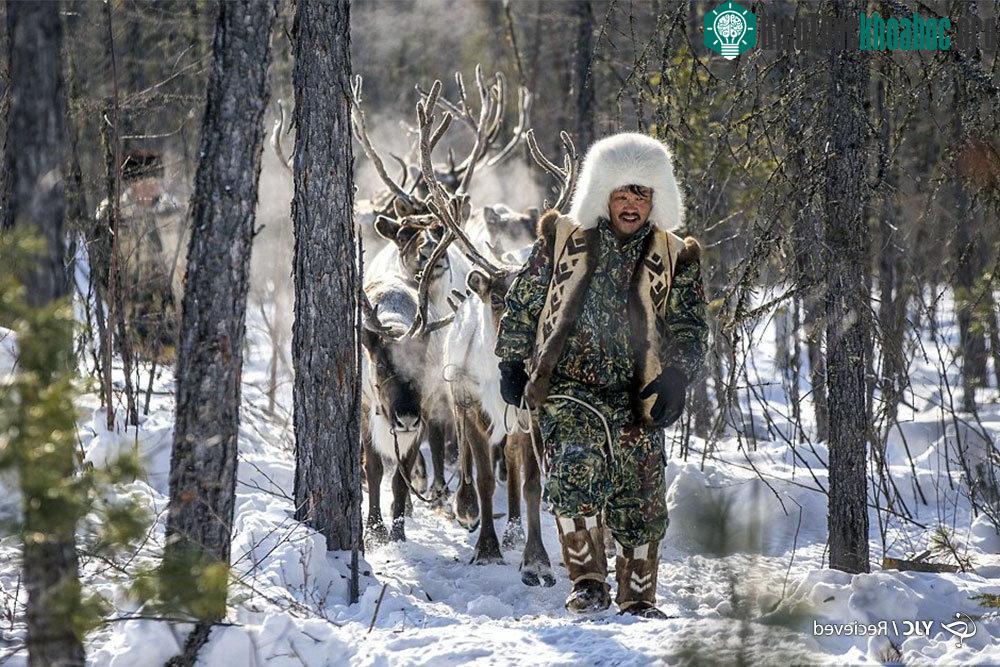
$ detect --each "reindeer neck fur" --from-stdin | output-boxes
[444,291,506,446]
[367,406,421,461]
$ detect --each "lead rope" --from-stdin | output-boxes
[391,427,439,505]
[504,393,616,481]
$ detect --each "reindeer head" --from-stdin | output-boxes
[374,214,451,284]
[482,205,539,256]
[362,283,431,434]
[466,267,519,332]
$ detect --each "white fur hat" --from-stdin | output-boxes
[567,132,684,232]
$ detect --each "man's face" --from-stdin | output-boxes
[608,185,653,237]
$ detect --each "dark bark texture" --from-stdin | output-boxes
[823,0,870,575]
[290,0,361,595]
[6,2,85,665]
[164,0,278,608]
[0,54,11,233]
[6,1,70,307]
[875,70,905,425]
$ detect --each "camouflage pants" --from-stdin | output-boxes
[537,386,668,547]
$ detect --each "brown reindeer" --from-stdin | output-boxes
[360,280,439,544]
[445,267,554,586]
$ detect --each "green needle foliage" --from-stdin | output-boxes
[0,230,151,641]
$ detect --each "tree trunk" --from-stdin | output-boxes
[0,48,12,233]
[290,0,362,603]
[570,0,595,152]
[6,2,85,664]
[823,0,870,575]
[100,94,139,427]
[989,293,1000,391]
[163,0,278,627]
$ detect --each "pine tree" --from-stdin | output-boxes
[823,0,871,575]
[570,0,595,152]
[3,2,85,663]
[290,0,362,603]
[161,0,278,660]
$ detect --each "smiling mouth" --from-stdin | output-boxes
[619,213,641,223]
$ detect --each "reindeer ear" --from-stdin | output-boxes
[395,223,419,247]
[428,221,445,242]
[360,328,380,353]
[466,269,492,300]
[483,206,501,225]
[374,215,401,241]
[394,198,417,218]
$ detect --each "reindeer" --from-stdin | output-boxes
[466,204,540,264]
[360,281,442,544]
[444,265,554,584]
[349,68,531,508]
[364,211,471,504]
[346,70,530,257]
[414,77,577,583]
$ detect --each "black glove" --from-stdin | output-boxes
[640,366,688,427]
[499,359,529,407]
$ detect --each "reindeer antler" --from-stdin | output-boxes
[351,75,422,210]
[361,291,401,339]
[416,68,530,186]
[416,77,504,281]
[526,129,578,213]
[406,222,456,338]
[485,85,532,168]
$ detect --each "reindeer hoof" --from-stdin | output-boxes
[389,518,406,542]
[453,485,480,532]
[501,520,525,549]
[521,562,555,587]
[364,523,389,549]
[429,480,449,507]
[470,546,504,565]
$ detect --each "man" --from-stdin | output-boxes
[494,132,708,618]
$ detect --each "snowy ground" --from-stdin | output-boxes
[1,292,1000,665]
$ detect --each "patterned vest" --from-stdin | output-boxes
[526,213,688,426]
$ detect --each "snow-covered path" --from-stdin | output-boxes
[2,305,1000,665]
[73,390,1000,666]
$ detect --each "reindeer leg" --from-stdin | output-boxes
[494,437,508,483]
[404,449,427,517]
[452,406,480,532]
[389,445,418,542]
[445,420,458,464]
[501,433,525,549]
[470,409,503,564]
[363,435,389,548]
[427,417,449,506]
[520,426,554,587]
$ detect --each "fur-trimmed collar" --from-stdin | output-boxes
[568,132,684,232]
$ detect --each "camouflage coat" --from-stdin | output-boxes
[495,215,708,405]
[495,212,708,546]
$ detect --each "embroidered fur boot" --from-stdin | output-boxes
[556,515,611,614]
[615,541,668,619]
